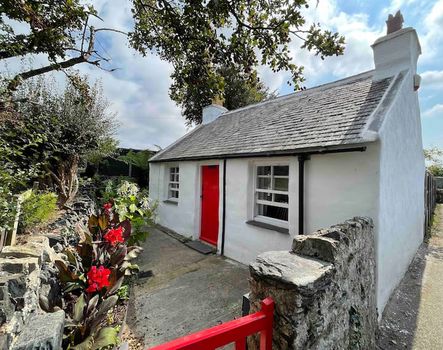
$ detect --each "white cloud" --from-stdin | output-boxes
[419,0,443,63]
[421,70,443,87]
[260,0,383,90]
[423,103,443,118]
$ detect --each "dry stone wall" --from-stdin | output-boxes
[248,217,376,350]
[0,236,64,350]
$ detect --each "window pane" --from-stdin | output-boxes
[169,190,179,198]
[274,166,289,176]
[273,178,288,191]
[170,173,175,181]
[257,166,271,176]
[170,183,178,189]
[258,177,271,189]
[257,204,288,221]
[174,174,179,182]
[274,194,289,203]
[258,192,272,201]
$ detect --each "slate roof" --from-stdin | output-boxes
[150,71,394,162]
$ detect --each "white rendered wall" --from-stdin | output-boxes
[304,145,380,234]
[149,160,224,249]
[223,150,379,265]
[376,70,425,313]
[149,161,199,239]
[223,157,298,264]
[150,150,380,266]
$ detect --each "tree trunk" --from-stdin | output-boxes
[49,155,80,206]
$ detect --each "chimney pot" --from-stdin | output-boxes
[386,10,404,34]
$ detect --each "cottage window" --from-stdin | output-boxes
[255,165,289,223]
[168,167,180,199]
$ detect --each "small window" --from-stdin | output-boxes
[255,165,289,223]
[168,167,179,199]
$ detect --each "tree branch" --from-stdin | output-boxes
[7,27,97,92]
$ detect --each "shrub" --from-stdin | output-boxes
[101,179,157,245]
[428,164,443,177]
[21,191,58,230]
[0,185,17,231]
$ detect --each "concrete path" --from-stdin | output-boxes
[377,204,443,349]
[126,227,250,348]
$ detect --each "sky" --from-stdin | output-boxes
[2,0,443,151]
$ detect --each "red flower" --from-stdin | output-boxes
[103,202,112,214]
[103,226,124,246]
[86,266,111,293]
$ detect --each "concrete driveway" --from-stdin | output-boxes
[126,227,249,348]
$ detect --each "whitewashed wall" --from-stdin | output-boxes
[149,160,224,245]
[150,149,380,265]
[376,69,425,313]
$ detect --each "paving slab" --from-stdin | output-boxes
[126,227,249,348]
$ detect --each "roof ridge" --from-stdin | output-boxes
[220,70,375,118]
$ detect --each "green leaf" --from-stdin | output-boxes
[129,203,137,213]
[91,327,119,350]
[73,293,86,323]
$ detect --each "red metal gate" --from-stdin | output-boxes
[149,298,274,350]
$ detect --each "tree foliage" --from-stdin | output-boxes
[174,65,277,124]
[425,147,443,177]
[0,75,117,204]
[0,0,121,94]
[117,149,154,171]
[130,0,345,124]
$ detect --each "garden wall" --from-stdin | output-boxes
[248,217,377,350]
[0,235,64,350]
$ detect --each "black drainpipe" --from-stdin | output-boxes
[298,154,310,235]
[221,158,227,255]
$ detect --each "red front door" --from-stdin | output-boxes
[200,165,220,246]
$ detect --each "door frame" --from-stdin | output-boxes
[197,161,223,249]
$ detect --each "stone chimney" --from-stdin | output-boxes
[371,11,421,83]
[202,96,228,124]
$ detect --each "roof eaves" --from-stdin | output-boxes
[149,142,371,163]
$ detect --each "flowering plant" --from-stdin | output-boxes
[101,179,157,245]
[103,226,124,246]
[85,266,111,293]
[55,199,146,348]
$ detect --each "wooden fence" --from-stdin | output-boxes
[424,170,437,232]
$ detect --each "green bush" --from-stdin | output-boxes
[428,164,443,177]
[101,179,157,245]
[21,191,58,229]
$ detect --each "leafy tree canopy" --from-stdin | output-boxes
[424,147,443,177]
[173,65,277,124]
[118,149,154,171]
[0,74,117,203]
[130,0,345,123]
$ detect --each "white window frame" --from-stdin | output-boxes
[168,166,180,200]
[253,164,289,228]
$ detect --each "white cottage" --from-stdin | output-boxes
[149,25,425,313]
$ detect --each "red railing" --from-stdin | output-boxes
[149,297,274,350]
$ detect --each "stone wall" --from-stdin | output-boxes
[248,217,376,350]
[0,236,64,349]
